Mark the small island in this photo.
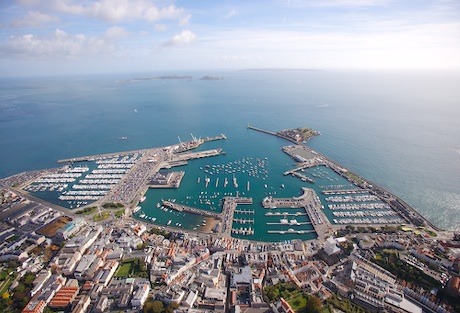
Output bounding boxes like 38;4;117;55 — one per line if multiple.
200;75;223;80
277;127;320;143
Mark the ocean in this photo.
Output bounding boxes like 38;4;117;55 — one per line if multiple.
1;69;459;232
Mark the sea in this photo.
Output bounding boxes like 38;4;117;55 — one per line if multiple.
1;69;459;237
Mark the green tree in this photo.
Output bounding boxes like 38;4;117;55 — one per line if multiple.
143;299;164;313
305;295;322;313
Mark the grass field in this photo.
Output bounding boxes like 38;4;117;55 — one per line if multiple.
115;261;133;278
93;211;110;222
285;291;308;311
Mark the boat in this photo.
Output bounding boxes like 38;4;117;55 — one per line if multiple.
280;184;285;189
167;220;172;225
118;136;128;140
140;196;146;202
280;218;289;224
133;206;141;213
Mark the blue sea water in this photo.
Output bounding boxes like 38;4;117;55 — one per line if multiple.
0;70;459;231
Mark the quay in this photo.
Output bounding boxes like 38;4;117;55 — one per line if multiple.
148;171;185;189
161;200;221;219
57;148;149;164
169;149;223;162
221;197;253;236
260;188;331;239
262;187;317;209
290;171;314;183
323;189;368;195
203;134;227;142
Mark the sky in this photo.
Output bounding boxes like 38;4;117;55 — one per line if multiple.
0;0;459;76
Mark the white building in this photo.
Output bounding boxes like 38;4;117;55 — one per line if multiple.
131;283;150;307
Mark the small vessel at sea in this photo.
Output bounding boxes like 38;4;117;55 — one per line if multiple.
167;220;172;225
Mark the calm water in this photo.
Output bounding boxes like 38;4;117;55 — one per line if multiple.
1;70;459;231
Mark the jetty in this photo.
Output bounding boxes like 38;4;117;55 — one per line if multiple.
221;197;253;236
267;230;316;234
161;200;221;219
203;134;227;142
234;209;255;215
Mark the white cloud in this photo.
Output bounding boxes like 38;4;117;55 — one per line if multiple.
154;24;167;32
163;30;197;46
224;9;238;20
11;10;60;27
215;55;251;61
0;29;114;59
19;0;189;24
105;26;128;39
280;0;389;8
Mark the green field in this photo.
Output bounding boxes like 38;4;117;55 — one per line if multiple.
93;211;110;222
115;262;133;278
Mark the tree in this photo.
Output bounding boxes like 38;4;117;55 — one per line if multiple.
305;295;322;313
144;299;164;313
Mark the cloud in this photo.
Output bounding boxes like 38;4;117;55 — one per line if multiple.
279;0;389;8
17;0;189;24
163;30;197;46
105;26;128;39
11;10;60;27
154;24;167;32
224;9;238;20
214;55;251;61
0;29;114;59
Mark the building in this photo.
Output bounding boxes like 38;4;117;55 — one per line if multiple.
276;297;295;313
182;290;198;308
131;283;150;307
48;279;79;309
71;295;91;313
324;237;341;256
22;300;46;313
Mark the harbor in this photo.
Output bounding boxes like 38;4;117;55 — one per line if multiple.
17;125;434;242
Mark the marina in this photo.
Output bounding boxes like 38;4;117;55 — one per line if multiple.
19;126;420;241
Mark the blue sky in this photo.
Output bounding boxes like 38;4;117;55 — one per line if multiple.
0;0;459;76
